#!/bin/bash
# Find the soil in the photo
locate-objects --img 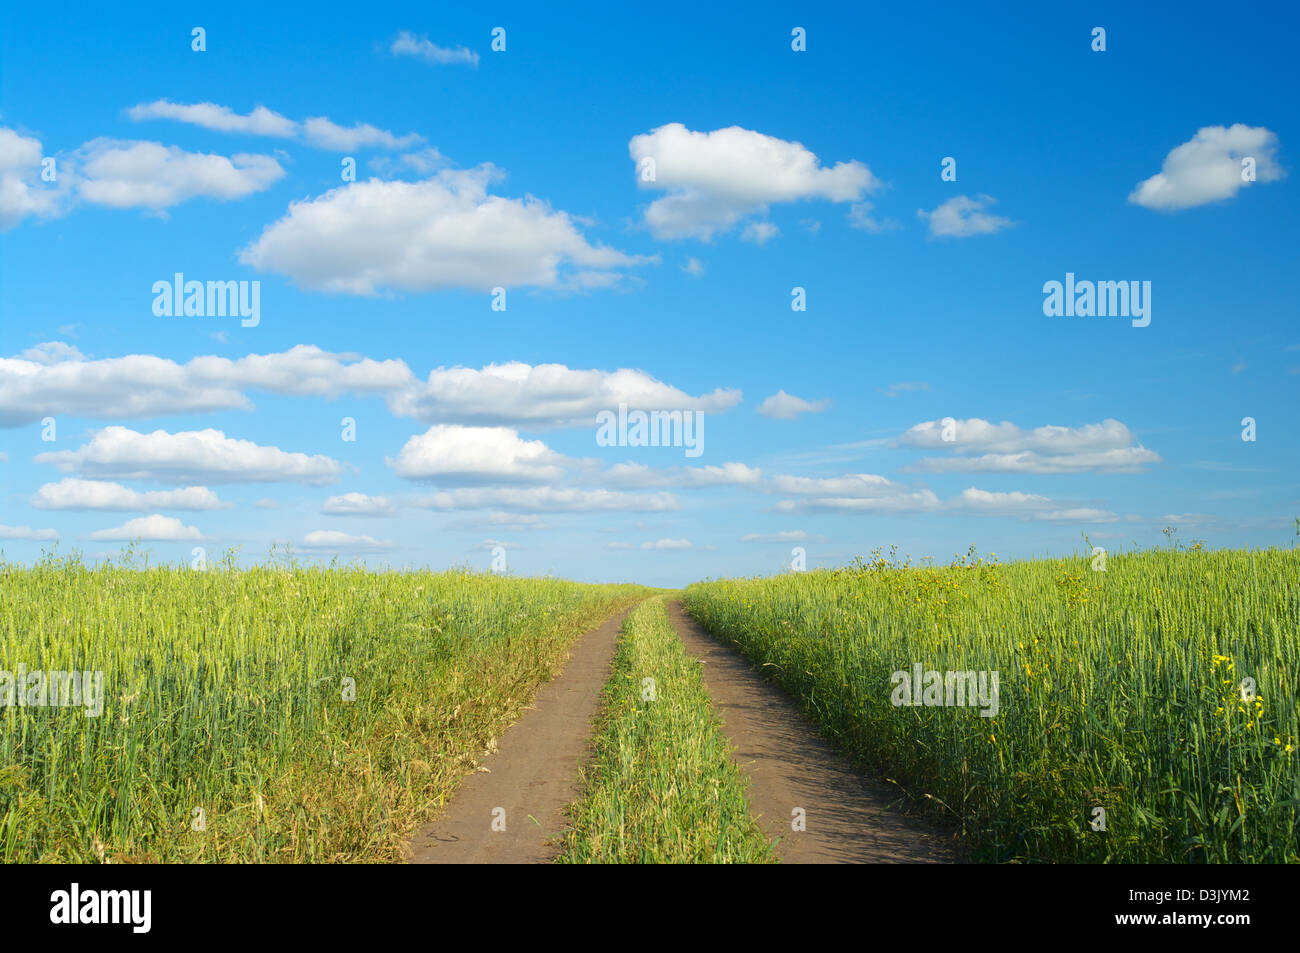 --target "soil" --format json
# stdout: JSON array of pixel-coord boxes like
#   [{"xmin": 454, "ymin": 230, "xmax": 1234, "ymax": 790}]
[
  {"xmin": 667, "ymin": 600, "xmax": 958, "ymax": 864},
  {"xmin": 406, "ymin": 608, "xmax": 630, "ymax": 864}
]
